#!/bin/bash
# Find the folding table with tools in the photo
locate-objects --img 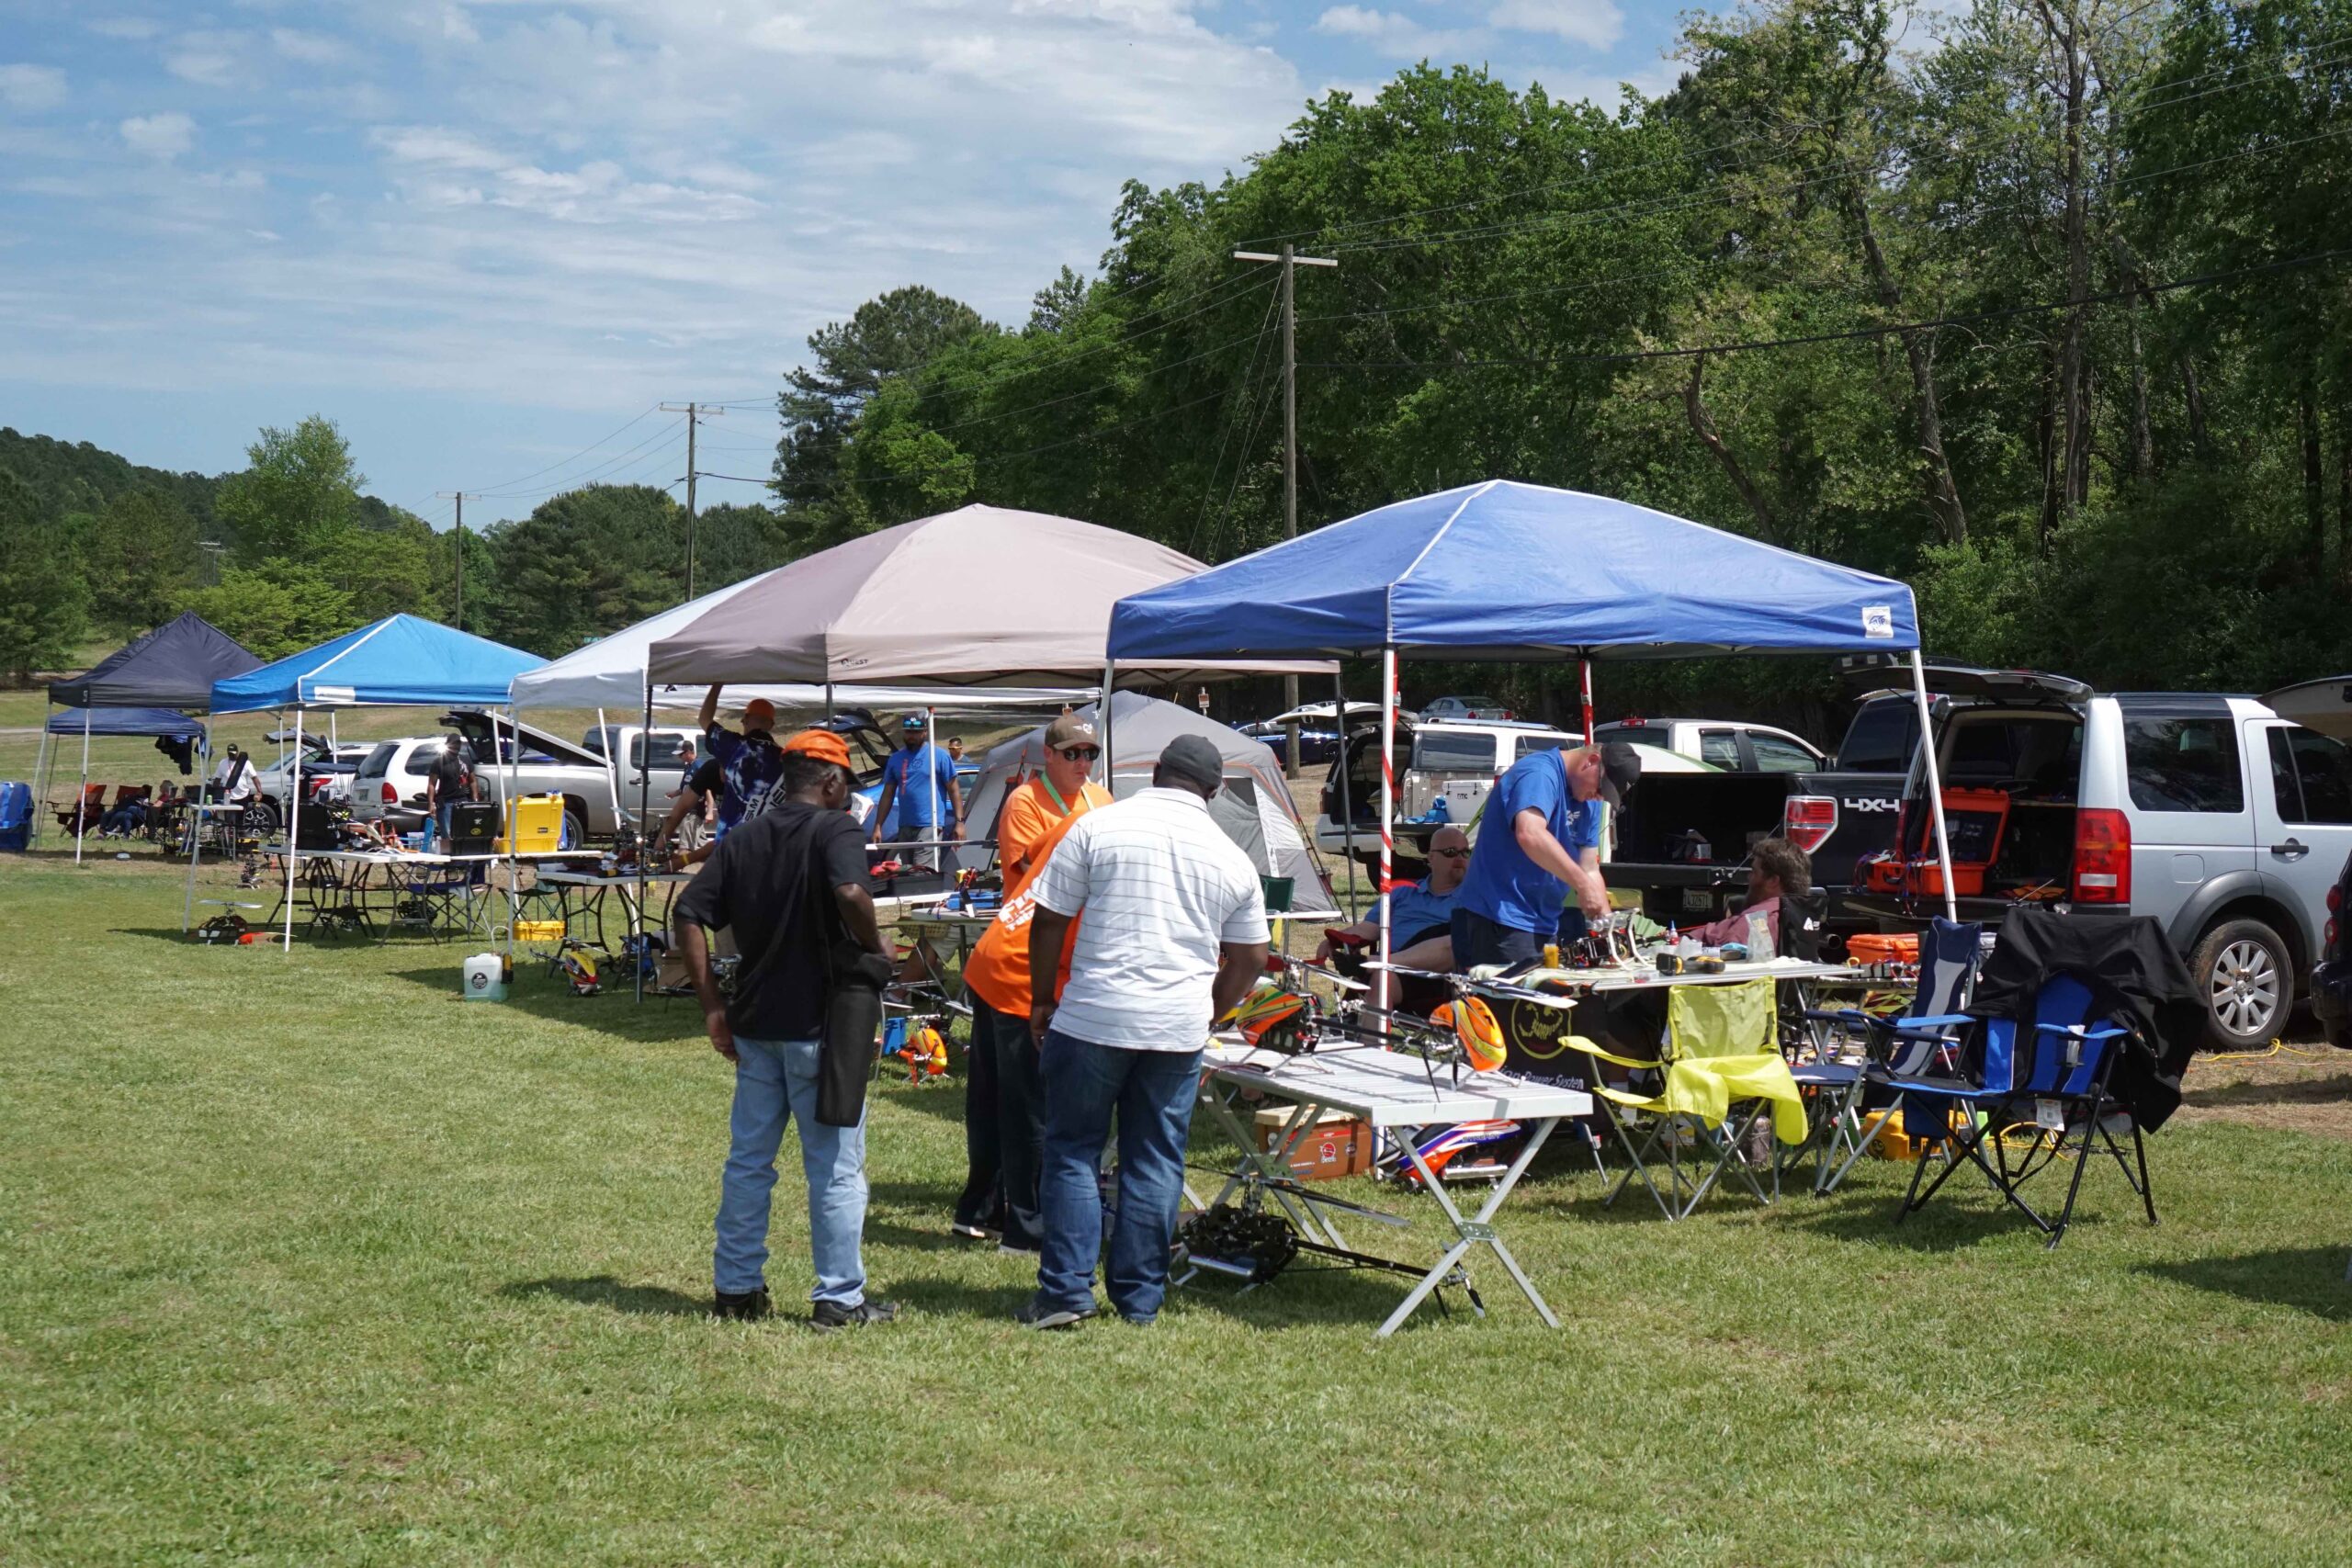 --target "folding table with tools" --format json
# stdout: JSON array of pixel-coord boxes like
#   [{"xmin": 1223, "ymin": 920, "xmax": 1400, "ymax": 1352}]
[
  {"xmin": 537, "ymin": 866, "xmax": 695, "ymax": 952},
  {"xmin": 1194, "ymin": 1040, "xmax": 1590, "ymax": 1337}
]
